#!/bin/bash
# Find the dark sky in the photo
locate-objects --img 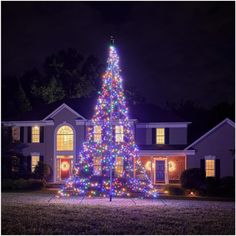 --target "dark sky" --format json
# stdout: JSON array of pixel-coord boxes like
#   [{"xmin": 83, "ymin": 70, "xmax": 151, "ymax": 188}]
[{"xmin": 2, "ymin": 1, "xmax": 235, "ymax": 108}]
